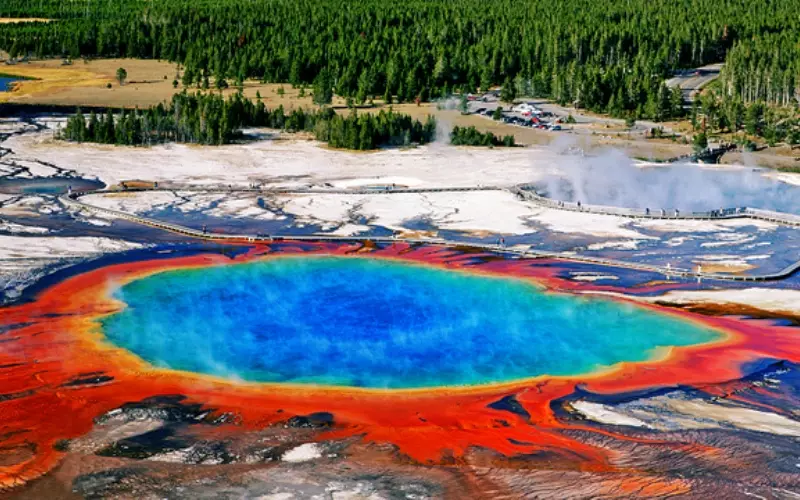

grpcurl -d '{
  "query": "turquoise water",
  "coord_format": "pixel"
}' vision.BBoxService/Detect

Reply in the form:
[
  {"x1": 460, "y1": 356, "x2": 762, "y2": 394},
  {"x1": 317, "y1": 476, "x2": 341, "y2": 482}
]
[
  {"x1": 0, "y1": 176, "x2": 105, "y2": 195},
  {"x1": 101, "y1": 257, "x2": 721, "y2": 388}
]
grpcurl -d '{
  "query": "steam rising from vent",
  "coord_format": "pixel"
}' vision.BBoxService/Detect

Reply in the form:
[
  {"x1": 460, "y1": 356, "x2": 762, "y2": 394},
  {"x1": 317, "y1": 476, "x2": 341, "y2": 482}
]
[
  {"x1": 430, "y1": 97, "x2": 462, "y2": 144},
  {"x1": 536, "y1": 148, "x2": 800, "y2": 214}
]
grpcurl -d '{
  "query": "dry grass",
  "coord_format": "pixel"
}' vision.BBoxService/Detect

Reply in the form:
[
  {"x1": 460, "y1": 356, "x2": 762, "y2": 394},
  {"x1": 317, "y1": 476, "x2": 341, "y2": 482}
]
[
  {"x1": 2, "y1": 58, "x2": 185, "y2": 106},
  {"x1": 0, "y1": 57, "x2": 756, "y2": 162},
  {"x1": 0, "y1": 58, "x2": 337, "y2": 109},
  {"x1": 0, "y1": 18, "x2": 51, "y2": 24}
]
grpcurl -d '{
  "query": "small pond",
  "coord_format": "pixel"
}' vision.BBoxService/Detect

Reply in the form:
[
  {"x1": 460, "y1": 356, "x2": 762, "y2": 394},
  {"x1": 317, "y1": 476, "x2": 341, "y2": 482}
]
[
  {"x1": 0, "y1": 176, "x2": 105, "y2": 195},
  {"x1": 0, "y1": 76, "x2": 21, "y2": 92}
]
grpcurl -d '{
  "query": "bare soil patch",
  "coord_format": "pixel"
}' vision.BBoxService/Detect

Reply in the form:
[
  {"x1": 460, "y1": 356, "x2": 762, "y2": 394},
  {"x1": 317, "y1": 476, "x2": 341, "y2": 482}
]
[{"x1": 692, "y1": 262, "x2": 755, "y2": 274}]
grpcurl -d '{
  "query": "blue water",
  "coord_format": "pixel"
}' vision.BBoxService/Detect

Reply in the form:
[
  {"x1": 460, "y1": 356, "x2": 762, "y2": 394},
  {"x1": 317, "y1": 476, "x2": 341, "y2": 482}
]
[
  {"x1": 0, "y1": 77, "x2": 19, "y2": 92},
  {"x1": 101, "y1": 257, "x2": 721, "y2": 389},
  {"x1": 0, "y1": 176, "x2": 105, "y2": 195}
]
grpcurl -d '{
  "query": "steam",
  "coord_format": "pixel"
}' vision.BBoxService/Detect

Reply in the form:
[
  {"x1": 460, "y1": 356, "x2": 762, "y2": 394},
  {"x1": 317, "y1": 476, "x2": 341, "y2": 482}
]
[
  {"x1": 433, "y1": 114, "x2": 452, "y2": 145},
  {"x1": 430, "y1": 96, "x2": 461, "y2": 144},
  {"x1": 536, "y1": 146, "x2": 799, "y2": 214}
]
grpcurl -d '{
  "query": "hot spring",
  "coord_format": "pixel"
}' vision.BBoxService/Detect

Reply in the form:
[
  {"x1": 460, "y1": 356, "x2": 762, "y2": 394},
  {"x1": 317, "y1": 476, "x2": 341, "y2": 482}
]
[
  {"x1": 537, "y1": 150, "x2": 800, "y2": 214},
  {"x1": 101, "y1": 256, "x2": 721, "y2": 389},
  {"x1": 0, "y1": 75, "x2": 21, "y2": 92},
  {"x1": 0, "y1": 176, "x2": 105, "y2": 195}
]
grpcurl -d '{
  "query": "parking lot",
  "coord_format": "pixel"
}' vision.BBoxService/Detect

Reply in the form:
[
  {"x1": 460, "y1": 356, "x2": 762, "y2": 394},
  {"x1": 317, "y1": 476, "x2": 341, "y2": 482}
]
[{"x1": 464, "y1": 92, "x2": 568, "y2": 132}]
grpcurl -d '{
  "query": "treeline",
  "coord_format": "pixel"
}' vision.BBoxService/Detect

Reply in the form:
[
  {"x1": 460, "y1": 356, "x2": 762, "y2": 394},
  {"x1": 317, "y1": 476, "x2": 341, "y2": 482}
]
[
  {"x1": 690, "y1": 92, "x2": 800, "y2": 147},
  {"x1": 718, "y1": 35, "x2": 800, "y2": 107},
  {"x1": 450, "y1": 126, "x2": 515, "y2": 147},
  {"x1": 690, "y1": 29, "x2": 800, "y2": 144},
  {"x1": 3, "y1": 0, "x2": 800, "y2": 121},
  {"x1": 316, "y1": 110, "x2": 436, "y2": 149},
  {"x1": 60, "y1": 91, "x2": 436, "y2": 149},
  {"x1": 62, "y1": 92, "x2": 244, "y2": 145}
]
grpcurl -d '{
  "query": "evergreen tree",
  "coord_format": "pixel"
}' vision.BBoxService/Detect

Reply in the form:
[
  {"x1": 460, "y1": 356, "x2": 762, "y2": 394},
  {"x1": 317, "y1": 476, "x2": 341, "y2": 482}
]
[
  {"x1": 59, "y1": 92, "x2": 435, "y2": 150},
  {"x1": 501, "y1": 76, "x2": 516, "y2": 104},
  {"x1": 10, "y1": 0, "x2": 797, "y2": 129},
  {"x1": 458, "y1": 94, "x2": 468, "y2": 114},
  {"x1": 313, "y1": 68, "x2": 333, "y2": 106},
  {"x1": 692, "y1": 131, "x2": 708, "y2": 151},
  {"x1": 451, "y1": 125, "x2": 513, "y2": 146},
  {"x1": 116, "y1": 67, "x2": 127, "y2": 86},
  {"x1": 669, "y1": 87, "x2": 684, "y2": 119},
  {"x1": 745, "y1": 102, "x2": 764, "y2": 135}
]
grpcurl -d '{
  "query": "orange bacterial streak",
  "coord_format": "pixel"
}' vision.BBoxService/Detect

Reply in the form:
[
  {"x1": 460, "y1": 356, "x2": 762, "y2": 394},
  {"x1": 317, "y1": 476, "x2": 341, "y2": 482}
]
[{"x1": 0, "y1": 241, "x2": 796, "y2": 489}]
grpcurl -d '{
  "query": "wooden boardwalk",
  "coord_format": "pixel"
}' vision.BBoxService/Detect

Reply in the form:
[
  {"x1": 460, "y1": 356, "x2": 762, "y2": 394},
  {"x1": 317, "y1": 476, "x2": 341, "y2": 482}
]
[{"x1": 61, "y1": 185, "x2": 800, "y2": 283}]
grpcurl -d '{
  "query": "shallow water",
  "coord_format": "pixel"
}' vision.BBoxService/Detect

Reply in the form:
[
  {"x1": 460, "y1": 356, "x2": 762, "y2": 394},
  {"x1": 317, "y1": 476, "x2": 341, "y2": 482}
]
[
  {"x1": 0, "y1": 176, "x2": 105, "y2": 195},
  {"x1": 0, "y1": 76, "x2": 19, "y2": 92},
  {"x1": 101, "y1": 256, "x2": 721, "y2": 388}
]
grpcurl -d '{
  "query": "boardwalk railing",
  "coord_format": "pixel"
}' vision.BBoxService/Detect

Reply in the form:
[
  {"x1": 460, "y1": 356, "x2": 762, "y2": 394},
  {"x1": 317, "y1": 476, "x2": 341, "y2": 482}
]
[
  {"x1": 60, "y1": 192, "x2": 800, "y2": 283},
  {"x1": 94, "y1": 181, "x2": 800, "y2": 227},
  {"x1": 111, "y1": 184, "x2": 503, "y2": 196},
  {"x1": 511, "y1": 185, "x2": 800, "y2": 227}
]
